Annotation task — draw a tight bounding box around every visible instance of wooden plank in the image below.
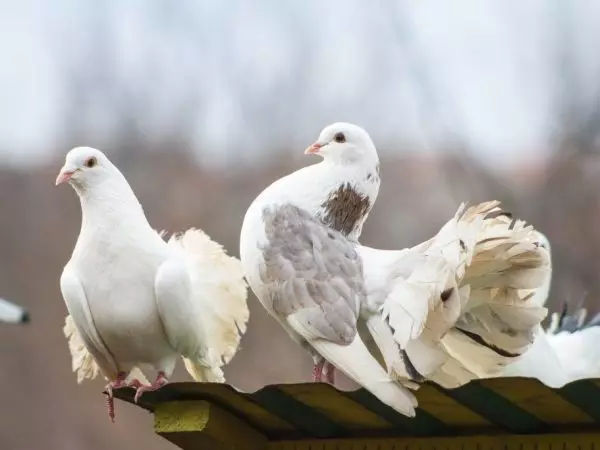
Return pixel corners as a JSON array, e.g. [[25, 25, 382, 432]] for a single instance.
[[346, 389, 452, 436], [557, 379, 600, 421], [251, 386, 347, 438], [113, 383, 295, 436], [481, 378, 595, 425], [436, 382, 547, 433], [415, 384, 494, 428], [154, 400, 268, 450], [176, 384, 296, 435], [278, 384, 393, 431], [267, 432, 600, 450]]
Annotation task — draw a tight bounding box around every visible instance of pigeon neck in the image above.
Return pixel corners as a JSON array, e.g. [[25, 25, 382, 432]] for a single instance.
[[75, 176, 148, 232], [317, 159, 380, 239]]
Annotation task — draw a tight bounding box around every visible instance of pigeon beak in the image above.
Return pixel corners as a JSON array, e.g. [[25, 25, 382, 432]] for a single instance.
[[55, 167, 76, 186], [304, 142, 325, 155]]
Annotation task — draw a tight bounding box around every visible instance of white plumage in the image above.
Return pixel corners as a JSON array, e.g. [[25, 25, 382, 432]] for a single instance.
[[57, 147, 249, 420], [542, 309, 600, 383], [497, 232, 600, 387], [360, 201, 551, 389]]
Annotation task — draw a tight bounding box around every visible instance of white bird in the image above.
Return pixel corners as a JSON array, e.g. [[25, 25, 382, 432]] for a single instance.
[[240, 123, 419, 417], [0, 298, 29, 324], [241, 122, 550, 418], [56, 147, 249, 421]]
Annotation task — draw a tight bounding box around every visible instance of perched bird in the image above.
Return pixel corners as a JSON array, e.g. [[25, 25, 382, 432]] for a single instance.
[[240, 123, 419, 417], [241, 122, 550, 417], [56, 147, 249, 421], [0, 298, 30, 324]]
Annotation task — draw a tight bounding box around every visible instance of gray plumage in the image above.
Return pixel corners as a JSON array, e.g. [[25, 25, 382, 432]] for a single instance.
[[259, 204, 364, 345]]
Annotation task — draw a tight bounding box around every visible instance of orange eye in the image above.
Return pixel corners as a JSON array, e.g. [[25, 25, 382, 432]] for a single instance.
[[85, 157, 97, 168]]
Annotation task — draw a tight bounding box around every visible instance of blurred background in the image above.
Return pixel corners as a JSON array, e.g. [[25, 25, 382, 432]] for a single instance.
[[2, 0, 600, 448]]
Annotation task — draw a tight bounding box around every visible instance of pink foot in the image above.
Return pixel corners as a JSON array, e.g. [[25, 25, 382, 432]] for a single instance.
[[126, 378, 144, 389], [312, 359, 326, 382], [134, 371, 168, 404], [324, 362, 336, 385], [105, 372, 128, 423]]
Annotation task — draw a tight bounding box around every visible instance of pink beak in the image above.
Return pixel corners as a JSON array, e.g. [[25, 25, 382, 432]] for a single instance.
[[55, 170, 74, 186], [304, 142, 323, 155]]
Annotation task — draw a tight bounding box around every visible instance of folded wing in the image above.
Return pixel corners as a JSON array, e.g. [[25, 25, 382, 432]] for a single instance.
[[260, 203, 417, 417]]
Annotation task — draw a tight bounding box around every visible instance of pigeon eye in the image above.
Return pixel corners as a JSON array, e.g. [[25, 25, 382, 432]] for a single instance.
[[85, 157, 97, 168], [334, 132, 346, 143]]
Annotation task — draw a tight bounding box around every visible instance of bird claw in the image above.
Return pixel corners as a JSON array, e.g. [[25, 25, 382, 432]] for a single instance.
[[133, 372, 168, 404], [126, 378, 144, 389], [312, 360, 336, 385], [312, 359, 326, 382]]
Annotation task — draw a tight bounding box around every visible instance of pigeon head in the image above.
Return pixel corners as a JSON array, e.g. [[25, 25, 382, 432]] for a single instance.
[[305, 122, 379, 166], [55, 147, 116, 188]]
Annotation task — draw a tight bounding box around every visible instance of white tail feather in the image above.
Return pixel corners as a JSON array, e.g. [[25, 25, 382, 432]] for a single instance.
[[64, 314, 100, 383], [168, 228, 249, 381], [437, 203, 550, 381]]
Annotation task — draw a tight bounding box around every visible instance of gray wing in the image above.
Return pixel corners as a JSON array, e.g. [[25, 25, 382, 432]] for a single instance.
[[259, 203, 366, 345]]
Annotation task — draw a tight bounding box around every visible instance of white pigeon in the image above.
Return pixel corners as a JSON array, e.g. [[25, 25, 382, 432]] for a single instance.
[[241, 122, 552, 418], [359, 203, 551, 390], [56, 147, 249, 421], [240, 123, 419, 417], [0, 298, 29, 324]]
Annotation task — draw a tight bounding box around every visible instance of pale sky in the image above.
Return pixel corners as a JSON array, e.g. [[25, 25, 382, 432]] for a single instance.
[[1, 0, 600, 169]]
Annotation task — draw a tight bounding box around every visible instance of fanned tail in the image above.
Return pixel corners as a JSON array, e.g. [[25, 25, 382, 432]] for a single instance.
[[363, 201, 550, 390], [168, 228, 249, 381], [361, 203, 483, 382], [437, 202, 550, 383], [64, 314, 101, 383]]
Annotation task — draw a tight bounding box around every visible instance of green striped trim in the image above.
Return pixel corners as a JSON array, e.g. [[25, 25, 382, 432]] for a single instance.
[[435, 382, 547, 433], [557, 380, 600, 422], [346, 389, 452, 436], [251, 386, 347, 438]]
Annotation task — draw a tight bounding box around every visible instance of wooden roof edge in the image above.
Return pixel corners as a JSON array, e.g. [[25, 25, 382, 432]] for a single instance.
[[149, 399, 600, 450]]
